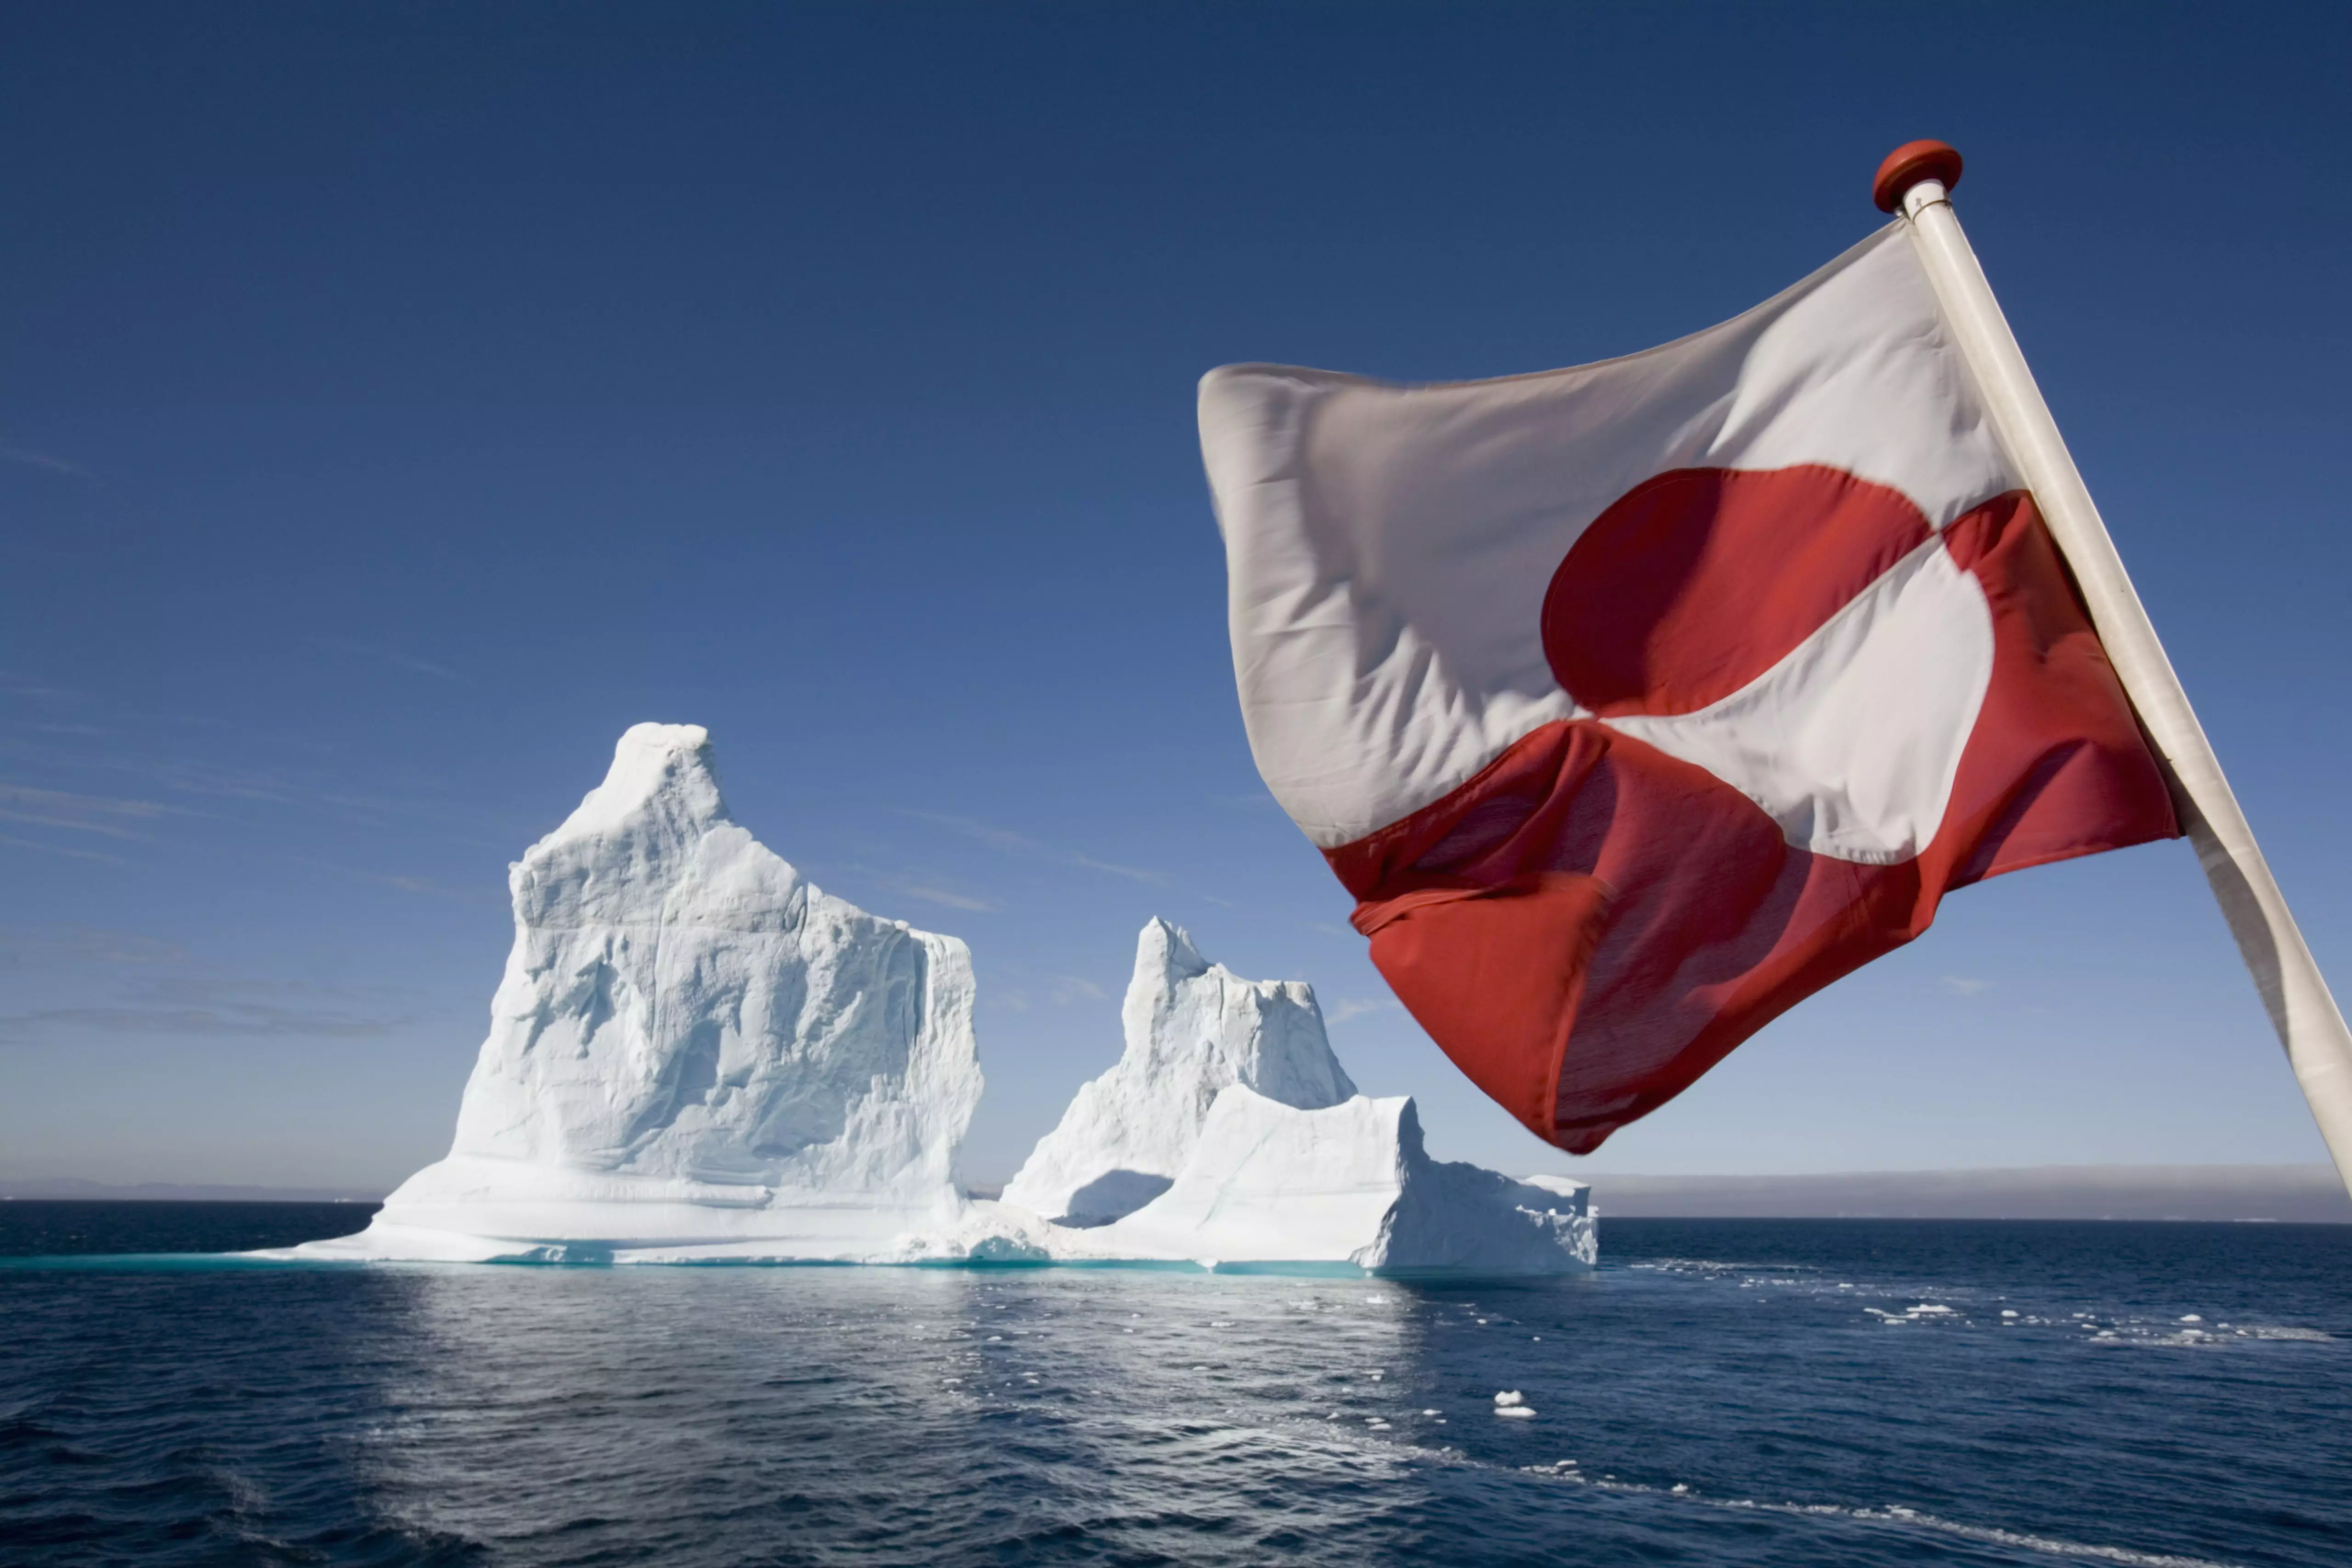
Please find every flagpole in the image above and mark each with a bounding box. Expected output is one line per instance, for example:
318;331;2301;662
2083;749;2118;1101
1871;140;2352;1197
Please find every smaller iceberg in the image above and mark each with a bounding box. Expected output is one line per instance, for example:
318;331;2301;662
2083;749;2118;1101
1024;920;1592;1274
1001;917;1356;1227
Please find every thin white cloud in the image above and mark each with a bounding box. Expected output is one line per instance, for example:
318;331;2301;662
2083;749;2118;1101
903;809;1173;888
0;977;413;1045
0;442;90;479
0;833;127;865
838;862;1004;916
1050;974;1108;1005
1069;854;1172;888
1327;996;1400;1025
0;781;188;840
898;884;999;913
904;810;1037;855
1940;975;1992;996
0;670;79;702
0;925;187;966
287;857;486;900
319;640;464;682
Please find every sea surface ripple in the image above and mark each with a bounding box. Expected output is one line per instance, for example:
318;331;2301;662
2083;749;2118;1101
2;1205;2347;1566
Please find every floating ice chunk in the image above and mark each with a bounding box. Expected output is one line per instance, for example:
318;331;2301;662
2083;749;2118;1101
2179;1314;2202;1323
1493;1391;1524;1407
1495;1407;1536;1420
2001;1310;2019;1318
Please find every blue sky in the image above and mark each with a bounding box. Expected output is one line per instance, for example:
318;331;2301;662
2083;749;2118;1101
5;3;2349;1189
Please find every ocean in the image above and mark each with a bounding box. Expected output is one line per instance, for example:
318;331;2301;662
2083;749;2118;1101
1;1204;2345;1567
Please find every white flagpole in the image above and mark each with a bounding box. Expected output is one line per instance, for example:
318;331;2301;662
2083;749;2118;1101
1872;141;2352;1197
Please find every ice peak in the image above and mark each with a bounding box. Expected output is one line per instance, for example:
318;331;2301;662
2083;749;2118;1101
1136;915;1210;988
548;722;727;847
1002;918;1357;1226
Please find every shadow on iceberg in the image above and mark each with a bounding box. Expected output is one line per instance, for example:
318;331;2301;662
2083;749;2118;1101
1055;1172;1176;1228
271;725;1590;1275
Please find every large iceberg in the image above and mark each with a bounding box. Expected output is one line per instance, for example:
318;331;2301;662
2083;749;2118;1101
299;723;984;1263
291;725;1590;1273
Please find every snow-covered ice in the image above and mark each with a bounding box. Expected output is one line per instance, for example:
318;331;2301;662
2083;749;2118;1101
1057;1083;1592;1273
1001;917;1355;1226
282;725;1593;1274
292;723;992;1264
1014;919;1591;1273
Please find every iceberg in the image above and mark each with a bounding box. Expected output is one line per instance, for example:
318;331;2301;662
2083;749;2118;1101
289;724;1590;1273
1058;1085;1594;1273
297;723;986;1263
1001;917;1356;1226
1010;919;1591;1273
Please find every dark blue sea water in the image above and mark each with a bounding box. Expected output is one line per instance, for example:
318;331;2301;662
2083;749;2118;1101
2;1205;2346;1567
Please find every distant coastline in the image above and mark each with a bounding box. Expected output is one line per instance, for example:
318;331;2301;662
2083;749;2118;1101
8;1166;2344;1222
1579;1165;2351;1223
0;1178;383;1204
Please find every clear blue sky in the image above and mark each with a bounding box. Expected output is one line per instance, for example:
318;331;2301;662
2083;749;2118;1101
5;3;2349;1190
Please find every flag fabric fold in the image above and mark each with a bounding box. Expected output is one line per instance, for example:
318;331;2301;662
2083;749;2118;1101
1199;224;2178;1154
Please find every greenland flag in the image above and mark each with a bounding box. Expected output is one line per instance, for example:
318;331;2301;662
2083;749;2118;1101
1199;224;2179;1155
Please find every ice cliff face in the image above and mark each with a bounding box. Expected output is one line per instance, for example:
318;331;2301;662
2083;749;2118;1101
318;723;983;1260
1000;918;1356;1225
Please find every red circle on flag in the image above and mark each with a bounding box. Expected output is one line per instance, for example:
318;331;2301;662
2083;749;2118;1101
1539;465;1934;718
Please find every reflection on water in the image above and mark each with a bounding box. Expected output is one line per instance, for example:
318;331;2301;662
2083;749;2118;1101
6;1218;2351;1566
366;1269;1438;1561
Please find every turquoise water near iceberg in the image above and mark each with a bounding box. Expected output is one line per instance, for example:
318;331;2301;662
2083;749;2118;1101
2;1203;2347;1566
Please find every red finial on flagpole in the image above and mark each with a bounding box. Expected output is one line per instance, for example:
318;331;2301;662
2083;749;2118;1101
1872;140;1963;213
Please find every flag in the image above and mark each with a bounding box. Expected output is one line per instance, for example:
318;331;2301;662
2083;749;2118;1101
1199;224;2179;1155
